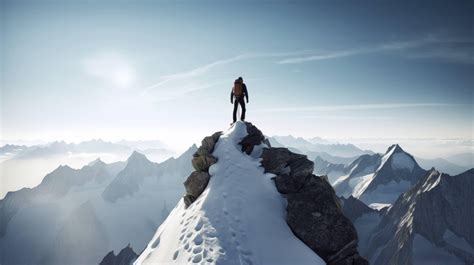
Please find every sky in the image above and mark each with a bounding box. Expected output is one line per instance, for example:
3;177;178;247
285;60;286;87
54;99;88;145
1;0;473;154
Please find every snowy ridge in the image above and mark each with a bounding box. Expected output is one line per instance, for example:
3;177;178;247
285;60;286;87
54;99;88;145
334;144;426;205
135;122;324;265
365;168;474;265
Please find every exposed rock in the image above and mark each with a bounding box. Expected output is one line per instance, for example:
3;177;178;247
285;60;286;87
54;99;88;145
195;131;222;156
191;154;217;172
261;147;305;175
183;171;210;206
320;174;329;183
273;174;304;194
183;194;195;208
183;132;222;207
239;122;265;155
367;168;474;265
263;138;272;148
287;176;359;264
261;143;367;264
340;195;377;222
289;156;314;179
99;244;138;265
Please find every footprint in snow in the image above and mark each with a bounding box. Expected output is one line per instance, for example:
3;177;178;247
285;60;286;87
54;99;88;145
172;250;179;260
192;253;202;263
151;237;160;248
193;234;204;245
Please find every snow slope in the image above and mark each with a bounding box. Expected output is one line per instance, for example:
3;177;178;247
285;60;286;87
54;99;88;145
334;144;426;205
135;122;324;265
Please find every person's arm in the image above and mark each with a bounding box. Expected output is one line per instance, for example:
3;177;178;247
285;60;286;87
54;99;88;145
230;89;234;103
243;84;249;103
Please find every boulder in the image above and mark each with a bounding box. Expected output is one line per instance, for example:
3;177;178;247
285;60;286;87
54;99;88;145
183;171;210;204
239;122;265;155
273;174;306;194
195;131;222;156
289;157;314;179
191;154;217;172
261;148;305;175
183;194;195;208
286;175;359;264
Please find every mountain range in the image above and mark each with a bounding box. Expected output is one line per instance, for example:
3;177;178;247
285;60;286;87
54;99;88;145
0;146;195;265
358;169;474;265
0;130;472;265
0;139;175;199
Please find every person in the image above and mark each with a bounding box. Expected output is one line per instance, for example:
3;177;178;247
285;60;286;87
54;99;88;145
230;77;249;123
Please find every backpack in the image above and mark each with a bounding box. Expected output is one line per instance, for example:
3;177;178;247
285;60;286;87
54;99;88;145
233;82;243;97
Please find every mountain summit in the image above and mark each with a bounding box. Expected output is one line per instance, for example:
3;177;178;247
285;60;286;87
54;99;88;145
135;121;367;265
334;144;426;206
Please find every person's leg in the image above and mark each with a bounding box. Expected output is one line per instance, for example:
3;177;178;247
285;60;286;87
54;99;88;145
233;99;238;123
239;97;246;121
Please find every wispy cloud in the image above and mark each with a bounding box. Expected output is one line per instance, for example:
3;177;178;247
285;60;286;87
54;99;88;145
151;80;228;102
140;51;310;95
255;103;461;113
277;37;474;64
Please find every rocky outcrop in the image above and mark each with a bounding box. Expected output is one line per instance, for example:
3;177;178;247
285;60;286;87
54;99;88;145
183;171;210;206
183;131;222;207
180;122;367;264
239;122;266;155
257;129;367;264
99;244;138;265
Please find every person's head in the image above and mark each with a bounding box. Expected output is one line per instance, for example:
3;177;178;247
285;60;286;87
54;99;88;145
238;76;243;82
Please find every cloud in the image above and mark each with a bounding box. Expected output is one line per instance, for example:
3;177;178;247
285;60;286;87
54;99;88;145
255;103;461;113
151;80;227;102
277;37;474;64
82;52;136;89
140;51;310;95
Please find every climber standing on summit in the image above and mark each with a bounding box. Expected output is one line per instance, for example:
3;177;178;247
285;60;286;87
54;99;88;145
230;77;249;124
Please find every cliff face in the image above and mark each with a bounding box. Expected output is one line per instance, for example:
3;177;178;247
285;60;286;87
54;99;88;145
367;168;474;265
136;121;367;265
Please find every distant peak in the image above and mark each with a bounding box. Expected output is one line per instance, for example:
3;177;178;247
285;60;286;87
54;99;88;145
88;157;105;167
127;150;150;163
387;144;405;154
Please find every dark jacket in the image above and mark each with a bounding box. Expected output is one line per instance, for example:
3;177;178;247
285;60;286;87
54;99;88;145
230;83;249;102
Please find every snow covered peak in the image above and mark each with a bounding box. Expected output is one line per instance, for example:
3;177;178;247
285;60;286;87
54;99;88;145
135;121;325;265
387;144;403;153
380;144;417;172
334;144;427;205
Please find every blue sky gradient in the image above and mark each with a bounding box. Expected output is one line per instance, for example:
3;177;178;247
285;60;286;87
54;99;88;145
1;0;473;152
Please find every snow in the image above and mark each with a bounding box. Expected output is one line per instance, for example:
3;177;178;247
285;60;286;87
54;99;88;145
135;122;324;265
391;152;415;172
359;180;412;205
420;172;441;193
376;145;396;172
351;173;376;198
369;203;391;211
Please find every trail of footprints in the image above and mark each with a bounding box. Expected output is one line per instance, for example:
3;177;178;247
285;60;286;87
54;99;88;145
147;142;255;264
219;148;254;265
174;195;224;264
